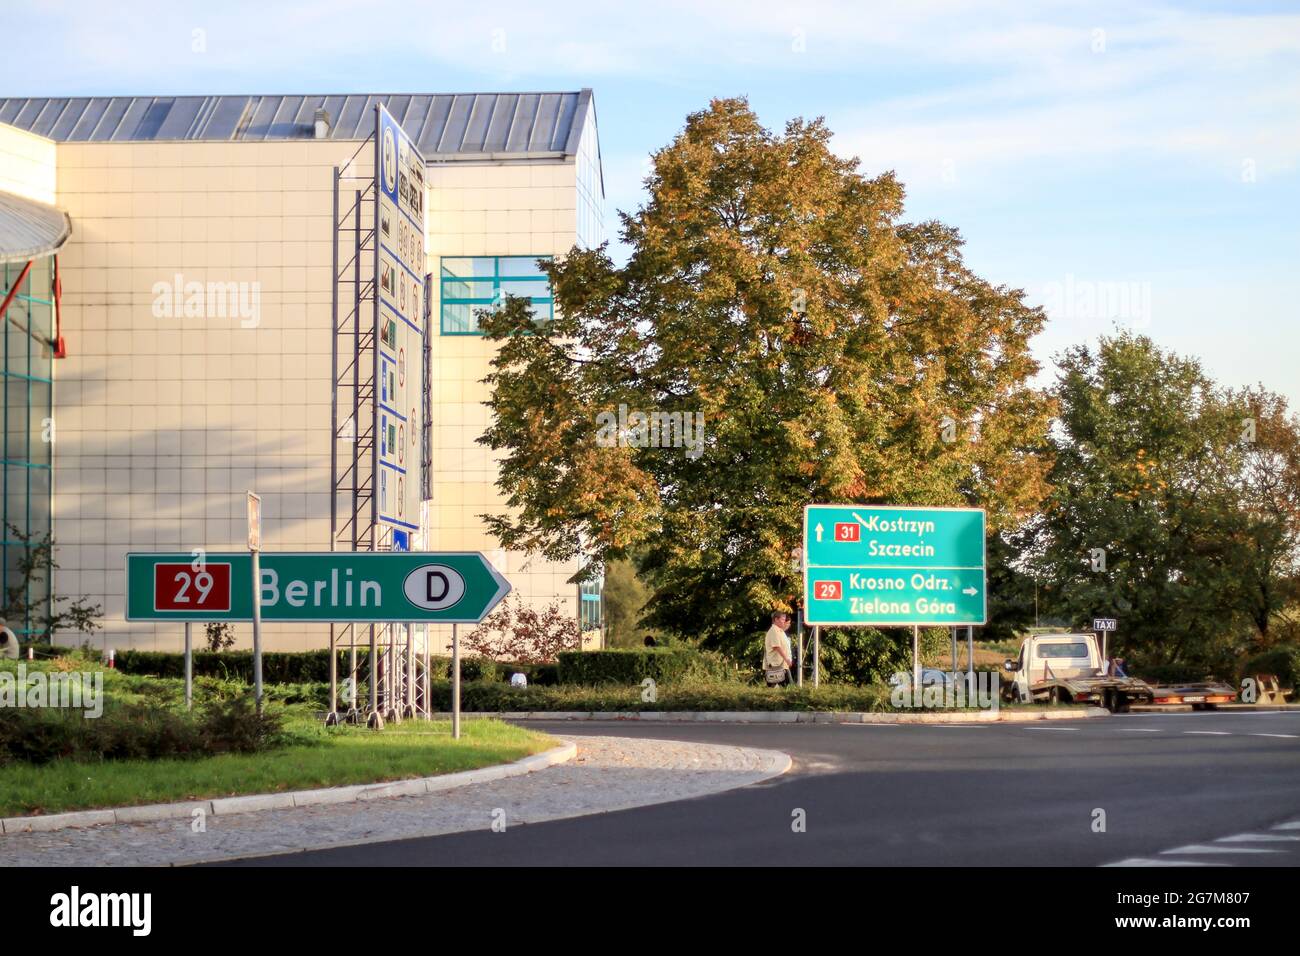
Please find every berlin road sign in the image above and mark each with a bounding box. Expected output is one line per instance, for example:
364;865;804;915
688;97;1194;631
126;551;510;624
803;504;986;626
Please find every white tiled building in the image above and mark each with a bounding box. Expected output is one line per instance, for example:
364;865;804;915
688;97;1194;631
0;92;605;652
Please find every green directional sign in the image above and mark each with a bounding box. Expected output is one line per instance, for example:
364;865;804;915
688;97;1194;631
802;505;986;626
125;552;511;624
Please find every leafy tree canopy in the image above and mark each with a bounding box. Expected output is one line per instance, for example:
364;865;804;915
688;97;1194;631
479;97;1054;657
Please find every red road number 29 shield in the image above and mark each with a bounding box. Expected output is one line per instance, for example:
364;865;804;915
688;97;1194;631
153;562;233;612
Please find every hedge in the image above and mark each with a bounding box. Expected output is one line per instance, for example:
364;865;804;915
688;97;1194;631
426;679;894;713
556;648;735;686
113;649;549;686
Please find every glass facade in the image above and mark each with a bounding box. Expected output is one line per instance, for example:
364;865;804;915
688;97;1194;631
440;255;553;334
1;256;54;639
575;112;606;250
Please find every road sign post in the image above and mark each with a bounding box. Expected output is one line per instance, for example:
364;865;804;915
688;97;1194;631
1093;618;1118;664
452;623;461;739
184;621;192;711
248;492;263;714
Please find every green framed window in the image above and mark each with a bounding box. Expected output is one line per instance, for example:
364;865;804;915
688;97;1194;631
579;579;603;631
440;255;553;334
1;257;54;640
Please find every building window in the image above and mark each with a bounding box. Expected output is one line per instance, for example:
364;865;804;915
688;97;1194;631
1;257;54;640
579;579;603;631
440;255;553;334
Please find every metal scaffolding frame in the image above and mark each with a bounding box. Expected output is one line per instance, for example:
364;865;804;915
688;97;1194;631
327;134;433;728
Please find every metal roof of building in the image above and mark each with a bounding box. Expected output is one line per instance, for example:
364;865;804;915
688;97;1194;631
0;189;71;264
0;90;594;161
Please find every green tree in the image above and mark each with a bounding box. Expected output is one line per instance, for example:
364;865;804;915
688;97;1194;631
602;557;653;647
1219;388;1300;647
478;98;1053;663
1030;333;1278;670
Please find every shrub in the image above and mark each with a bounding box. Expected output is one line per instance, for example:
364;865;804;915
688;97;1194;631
198;696;287;753
0;694;288;766
116;649;369;684
1241;646;1300;690
556;647;736;686
463;596;581;663
426;679;894;713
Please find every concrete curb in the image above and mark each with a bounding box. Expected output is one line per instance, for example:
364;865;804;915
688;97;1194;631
0;741;578;836
443;708;1109;724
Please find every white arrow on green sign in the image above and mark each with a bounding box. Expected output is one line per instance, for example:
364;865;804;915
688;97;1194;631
126;551;510;624
803;505;986;626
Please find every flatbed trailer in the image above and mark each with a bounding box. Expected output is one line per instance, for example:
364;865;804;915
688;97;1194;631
1003;633;1155;713
1144;680;1238;709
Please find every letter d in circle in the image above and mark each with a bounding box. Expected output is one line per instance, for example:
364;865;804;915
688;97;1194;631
404;564;465;611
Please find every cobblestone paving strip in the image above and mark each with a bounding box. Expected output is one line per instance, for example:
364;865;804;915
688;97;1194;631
0;736;790;867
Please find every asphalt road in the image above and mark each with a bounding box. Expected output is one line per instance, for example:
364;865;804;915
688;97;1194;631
226;710;1300;866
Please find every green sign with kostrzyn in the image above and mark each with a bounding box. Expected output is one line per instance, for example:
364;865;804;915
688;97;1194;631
802;505;986;626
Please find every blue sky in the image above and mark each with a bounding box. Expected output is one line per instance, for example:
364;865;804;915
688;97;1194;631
5;0;1298;405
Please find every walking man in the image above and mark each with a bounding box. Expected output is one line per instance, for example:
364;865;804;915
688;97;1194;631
764;611;795;687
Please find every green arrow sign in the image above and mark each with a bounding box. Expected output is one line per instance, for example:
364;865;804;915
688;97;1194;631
802;505;986;626
126;552;511;624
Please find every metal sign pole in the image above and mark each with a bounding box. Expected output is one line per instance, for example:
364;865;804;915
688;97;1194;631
367;622;381;728
422;626;431;718
327;624;338;725
452;623;461;739
348;627;357;718
247;491;263;715
912;624;920;691
813;625;820;687
966;625;974;679
796;610;804;687
404;623;414;718
184;622;193;711
251;549;263;714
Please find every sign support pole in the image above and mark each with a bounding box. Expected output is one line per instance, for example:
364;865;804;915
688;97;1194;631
247;491;263;715
452;623;461;739
367;623;382;728
404;623;414;718
326;625;338;725
966;625;974;679
796;610;804;687
251;549;263;714
183;622;192;711
813;625;820;687
422;626;430;719
912;624;920;692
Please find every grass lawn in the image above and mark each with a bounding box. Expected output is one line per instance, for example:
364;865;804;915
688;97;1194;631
0;660;556;818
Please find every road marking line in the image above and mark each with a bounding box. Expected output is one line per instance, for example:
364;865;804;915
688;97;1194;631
1023;727;1079;731
1183;731;1231;735
1103;858;1227;867
1249;733;1298;738
1271;821;1300;830
1118;728;1162;732
1161;844;1280;855
1216;833;1300;843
